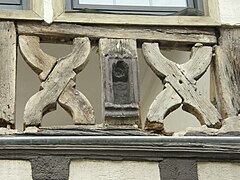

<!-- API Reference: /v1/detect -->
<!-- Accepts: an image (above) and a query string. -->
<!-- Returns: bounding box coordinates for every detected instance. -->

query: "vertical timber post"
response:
[0,21,16,128]
[99,39,140,126]
[214,28,240,118]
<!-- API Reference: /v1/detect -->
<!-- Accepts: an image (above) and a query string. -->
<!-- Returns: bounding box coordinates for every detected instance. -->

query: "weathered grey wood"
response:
[184,116,240,136]
[0,136,239,162]
[99,38,140,126]
[0,22,16,127]
[24,126,154,136]
[214,28,240,118]
[17,22,217,45]
[145,83,182,133]
[19,36,57,81]
[142,43,221,132]
[20,37,95,127]
[180,43,213,82]
[58,80,95,125]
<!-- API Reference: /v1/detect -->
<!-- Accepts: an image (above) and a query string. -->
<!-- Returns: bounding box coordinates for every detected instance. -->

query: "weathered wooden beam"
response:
[0,21,16,127]
[0,136,239,161]
[17,22,217,45]
[214,28,240,118]
[99,39,140,126]
[25,126,153,136]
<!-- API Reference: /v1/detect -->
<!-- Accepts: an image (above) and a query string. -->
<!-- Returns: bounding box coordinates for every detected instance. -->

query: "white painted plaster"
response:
[218,0,240,26]
[0,160,32,180]
[198,162,240,180]
[44,0,53,24]
[69,160,161,180]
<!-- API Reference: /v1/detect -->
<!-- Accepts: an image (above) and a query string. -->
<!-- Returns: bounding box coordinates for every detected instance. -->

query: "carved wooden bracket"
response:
[19,36,95,127]
[99,39,140,126]
[142,43,222,132]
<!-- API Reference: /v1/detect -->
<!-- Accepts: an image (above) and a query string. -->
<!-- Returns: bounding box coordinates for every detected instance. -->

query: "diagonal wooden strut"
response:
[142,43,221,132]
[19,36,95,127]
[19,36,57,81]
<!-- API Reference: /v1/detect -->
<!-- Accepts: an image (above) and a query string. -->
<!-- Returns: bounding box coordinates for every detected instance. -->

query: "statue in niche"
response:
[112,60,130,104]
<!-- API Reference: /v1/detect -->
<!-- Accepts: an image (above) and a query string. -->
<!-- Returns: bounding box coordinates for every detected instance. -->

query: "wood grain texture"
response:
[0,136,239,162]
[22,37,94,127]
[99,38,140,126]
[184,116,240,136]
[19,35,56,81]
[214,28,240,118]
[17,22,217,45]
[25,126,154,136]
[58,80,95,125]
[145,83,182,133]
[142,43,221,132]
[0,22,16,127]
[180,43,213,82]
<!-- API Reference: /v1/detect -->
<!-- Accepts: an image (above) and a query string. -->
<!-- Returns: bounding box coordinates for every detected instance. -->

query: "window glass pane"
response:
[0,0,21,5]
[78,0,188,7]
[116,0,150,6]
[0,0,28,10]
[71,0,203,16]
[78,0,114,5]
[152,0,187,7]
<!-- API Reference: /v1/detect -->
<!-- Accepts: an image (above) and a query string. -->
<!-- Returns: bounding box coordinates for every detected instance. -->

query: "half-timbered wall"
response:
[0,0,239,180]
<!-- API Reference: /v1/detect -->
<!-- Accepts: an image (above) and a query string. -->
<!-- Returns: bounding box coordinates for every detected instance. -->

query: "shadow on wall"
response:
[16,43,207,132]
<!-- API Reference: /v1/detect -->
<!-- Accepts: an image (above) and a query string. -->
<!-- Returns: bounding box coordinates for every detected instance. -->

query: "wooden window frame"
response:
[0,0,43,20]
[53,0,220,26]
[66,0,197,15]
[0,0,220,26]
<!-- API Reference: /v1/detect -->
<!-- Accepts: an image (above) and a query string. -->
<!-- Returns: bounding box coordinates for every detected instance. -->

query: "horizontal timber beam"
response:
[0,136,239,161]
[17,22,217,46]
